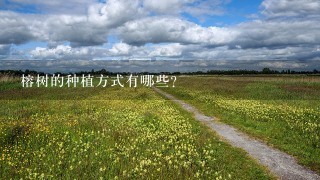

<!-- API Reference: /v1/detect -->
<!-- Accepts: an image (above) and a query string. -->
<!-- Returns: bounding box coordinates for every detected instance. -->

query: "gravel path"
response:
[153,87,320,180]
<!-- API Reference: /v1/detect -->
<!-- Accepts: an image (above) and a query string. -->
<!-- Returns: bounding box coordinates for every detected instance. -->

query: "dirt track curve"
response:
[153,87,320,180]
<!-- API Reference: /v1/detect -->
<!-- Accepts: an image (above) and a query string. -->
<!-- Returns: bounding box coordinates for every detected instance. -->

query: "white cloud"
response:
[257,61,307,69]
[0,11,107,46]
[88,0,145,27]
[149,43,184,57]
[1,0,320,61]
[143,0,192,14]
[30,45,92,60]
[232,19,320,49]
[143,0,226,19]
[109,43,135,55]
[261,0,320,18]
[118,17,237,46]
[43,15,109,47]
[191,45,320,61]
[0,12,35,44]
[0,0,149,47]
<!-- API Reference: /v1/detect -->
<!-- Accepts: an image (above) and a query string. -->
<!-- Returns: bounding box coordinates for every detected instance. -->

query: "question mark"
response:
[171,76,177,87]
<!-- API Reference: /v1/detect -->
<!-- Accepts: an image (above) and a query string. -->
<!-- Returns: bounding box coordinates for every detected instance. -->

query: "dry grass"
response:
[0,75,20,83]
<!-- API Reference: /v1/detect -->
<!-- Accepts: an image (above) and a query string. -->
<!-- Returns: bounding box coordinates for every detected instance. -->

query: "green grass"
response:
[162,75,320,174]
[0,80,274,179]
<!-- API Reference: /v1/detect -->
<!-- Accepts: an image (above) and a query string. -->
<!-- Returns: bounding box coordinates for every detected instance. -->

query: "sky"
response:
[0,0,320,71]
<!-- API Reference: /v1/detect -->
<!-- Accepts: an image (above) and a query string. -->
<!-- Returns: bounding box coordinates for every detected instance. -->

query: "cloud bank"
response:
[0,0,319,62]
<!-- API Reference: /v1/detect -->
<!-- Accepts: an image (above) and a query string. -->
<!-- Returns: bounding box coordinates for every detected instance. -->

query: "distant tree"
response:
[100,69,107,74]
[262,68,272,74]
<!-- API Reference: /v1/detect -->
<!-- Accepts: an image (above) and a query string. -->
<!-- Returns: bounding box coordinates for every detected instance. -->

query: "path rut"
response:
[153,87,320,180]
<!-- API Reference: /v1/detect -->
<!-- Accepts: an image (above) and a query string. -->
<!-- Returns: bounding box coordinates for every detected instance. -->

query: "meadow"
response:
[0,77,274,179]
[162,75,320,174]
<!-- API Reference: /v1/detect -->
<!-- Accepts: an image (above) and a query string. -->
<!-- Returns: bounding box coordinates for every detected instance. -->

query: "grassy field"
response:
[162,75,320,174]
[0,78,274,179]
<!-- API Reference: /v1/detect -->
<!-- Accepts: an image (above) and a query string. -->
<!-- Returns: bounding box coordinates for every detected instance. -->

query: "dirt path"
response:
[153,87,320,180]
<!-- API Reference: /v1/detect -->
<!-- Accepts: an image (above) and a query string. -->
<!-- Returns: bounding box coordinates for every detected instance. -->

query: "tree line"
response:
[0,68,319,77]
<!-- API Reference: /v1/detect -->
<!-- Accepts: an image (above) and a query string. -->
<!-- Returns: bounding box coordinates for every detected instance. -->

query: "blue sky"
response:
[0,0,320,71]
